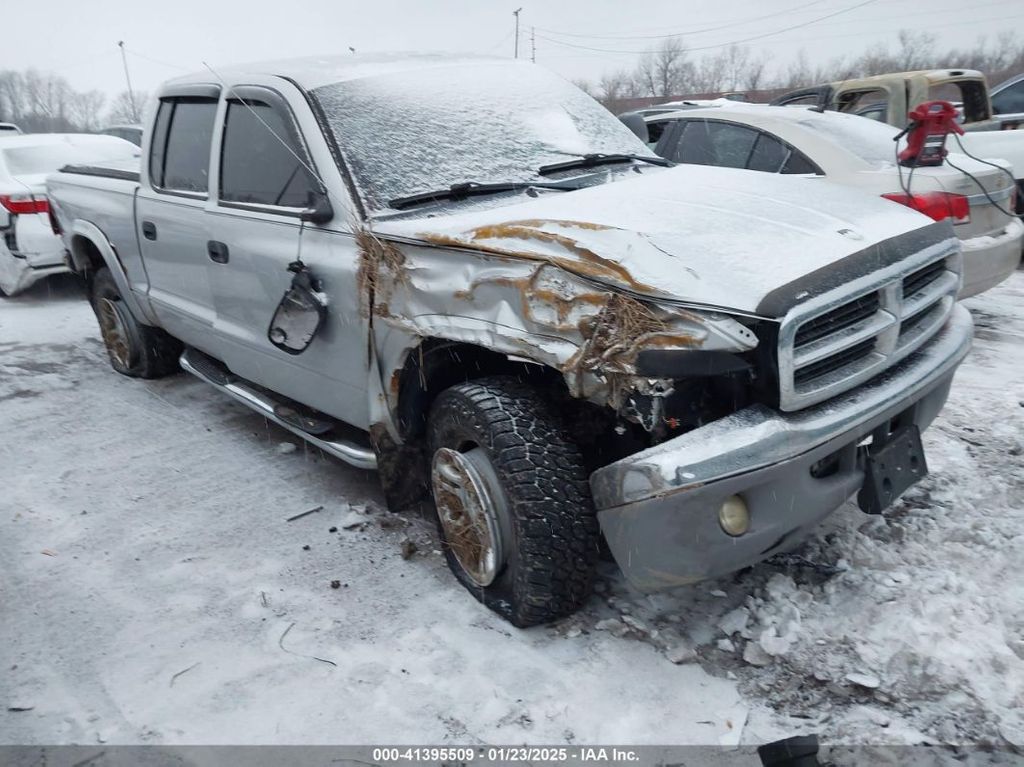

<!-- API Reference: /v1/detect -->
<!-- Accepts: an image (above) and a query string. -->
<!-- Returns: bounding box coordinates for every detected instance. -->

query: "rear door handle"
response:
[207,240,229,264]
[141,221,157,240]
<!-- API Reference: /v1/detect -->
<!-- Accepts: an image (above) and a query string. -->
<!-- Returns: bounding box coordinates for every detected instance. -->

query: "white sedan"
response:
[624,101,1022,298]
[0,134,138,296]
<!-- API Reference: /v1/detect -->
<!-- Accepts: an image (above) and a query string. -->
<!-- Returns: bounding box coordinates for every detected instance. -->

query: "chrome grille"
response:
[778,242,961,411]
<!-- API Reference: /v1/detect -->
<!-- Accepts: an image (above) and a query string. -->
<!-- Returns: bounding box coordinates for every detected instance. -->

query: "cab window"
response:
[150,97,218,195]
[219,99,317,209]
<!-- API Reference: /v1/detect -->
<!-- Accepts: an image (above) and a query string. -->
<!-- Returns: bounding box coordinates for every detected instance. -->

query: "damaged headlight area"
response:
[529,266,768,442]
[601,306,766,442]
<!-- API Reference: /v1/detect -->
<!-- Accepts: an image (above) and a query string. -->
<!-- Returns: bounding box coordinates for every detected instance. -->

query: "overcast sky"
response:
[1,0,1018,97]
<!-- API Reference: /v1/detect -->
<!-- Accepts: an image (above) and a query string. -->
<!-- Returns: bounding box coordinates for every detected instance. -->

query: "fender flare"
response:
[67,220,160,326]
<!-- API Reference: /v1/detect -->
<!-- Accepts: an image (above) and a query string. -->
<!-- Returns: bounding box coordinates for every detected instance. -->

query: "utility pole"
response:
[513,8,522,59]
[117,41,139,123]
[531,26,536,63]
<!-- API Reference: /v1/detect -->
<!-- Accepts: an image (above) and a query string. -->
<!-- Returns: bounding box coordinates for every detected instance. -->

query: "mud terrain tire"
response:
[427,376,600,627]
[90,267,181,378]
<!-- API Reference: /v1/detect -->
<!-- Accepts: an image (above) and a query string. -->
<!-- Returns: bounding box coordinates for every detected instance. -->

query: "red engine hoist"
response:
[896,100,963,167]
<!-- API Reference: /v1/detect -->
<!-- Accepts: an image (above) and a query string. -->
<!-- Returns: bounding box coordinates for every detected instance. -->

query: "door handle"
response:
[141,221,157,240]
[207,240,229,264]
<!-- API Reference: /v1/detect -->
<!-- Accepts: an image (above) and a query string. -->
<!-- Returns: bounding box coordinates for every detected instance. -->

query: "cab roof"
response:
[165,53,515,92]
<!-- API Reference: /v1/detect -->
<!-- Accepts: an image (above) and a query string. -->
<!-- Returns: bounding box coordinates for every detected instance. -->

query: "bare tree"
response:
[572,78,597,98]
[743,54,768,92]
[106,90,147,125]
[0,71,27,123]
[634,37,690,97]
[691,50,728,94]
[599,69,634,102]
[896,30,937,71]
[70,90,107,132]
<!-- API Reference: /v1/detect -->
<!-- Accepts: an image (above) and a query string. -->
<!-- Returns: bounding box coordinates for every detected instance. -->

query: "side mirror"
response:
[301,188,334,225]
[268,263,326,355]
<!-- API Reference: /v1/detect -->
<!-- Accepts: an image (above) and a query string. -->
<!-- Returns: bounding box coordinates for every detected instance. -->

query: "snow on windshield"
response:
[312,61,651,213]
[796,112,903,167]
[2,136,139,177]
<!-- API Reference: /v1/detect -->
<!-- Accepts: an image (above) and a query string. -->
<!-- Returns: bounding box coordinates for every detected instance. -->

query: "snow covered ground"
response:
[1,271,1022,757]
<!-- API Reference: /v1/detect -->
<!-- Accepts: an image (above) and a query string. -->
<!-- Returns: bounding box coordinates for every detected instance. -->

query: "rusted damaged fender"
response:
[359,230,758,433]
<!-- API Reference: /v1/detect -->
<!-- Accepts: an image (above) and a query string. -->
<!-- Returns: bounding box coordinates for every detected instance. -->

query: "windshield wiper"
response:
[537,153,673,176]
[389,180,579,210]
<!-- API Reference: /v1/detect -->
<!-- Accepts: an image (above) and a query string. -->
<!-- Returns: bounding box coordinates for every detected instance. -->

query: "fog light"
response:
[718,495,750,537]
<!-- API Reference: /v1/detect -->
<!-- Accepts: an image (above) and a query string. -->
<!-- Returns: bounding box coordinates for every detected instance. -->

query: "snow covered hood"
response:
[376,164,944,315]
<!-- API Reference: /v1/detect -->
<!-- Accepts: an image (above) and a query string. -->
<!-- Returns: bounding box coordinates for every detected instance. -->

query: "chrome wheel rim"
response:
[431,446,507,587]
[98,297,131,369]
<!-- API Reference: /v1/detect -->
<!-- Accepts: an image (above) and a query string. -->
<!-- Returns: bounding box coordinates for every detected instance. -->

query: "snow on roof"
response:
[0,133,136,149]
[835,68,985,85]
[165,53,518,91]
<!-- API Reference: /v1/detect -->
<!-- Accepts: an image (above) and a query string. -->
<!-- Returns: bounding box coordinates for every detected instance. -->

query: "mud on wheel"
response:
[89,267,182,379]
[427,375,600,627]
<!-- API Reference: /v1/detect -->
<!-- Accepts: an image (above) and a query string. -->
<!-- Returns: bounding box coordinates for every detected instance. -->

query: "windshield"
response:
[796,112,902,166]
[2,136,139,177]
[312,61,653,213]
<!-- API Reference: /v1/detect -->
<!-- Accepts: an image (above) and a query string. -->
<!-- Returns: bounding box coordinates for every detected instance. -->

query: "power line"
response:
[534,0,880,55]
[535,0,832,41]
[124,47,192,72]
[534,10,1024,60]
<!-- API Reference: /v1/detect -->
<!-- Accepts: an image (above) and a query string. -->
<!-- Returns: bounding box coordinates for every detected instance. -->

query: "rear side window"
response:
[781,151,819,174]
[747,134,789,172]
[672,121,759,168]
[149,98,218,194]
[219,99,317,208]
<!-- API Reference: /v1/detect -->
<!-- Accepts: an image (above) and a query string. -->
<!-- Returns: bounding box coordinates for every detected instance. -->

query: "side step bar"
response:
[179,348,378,471]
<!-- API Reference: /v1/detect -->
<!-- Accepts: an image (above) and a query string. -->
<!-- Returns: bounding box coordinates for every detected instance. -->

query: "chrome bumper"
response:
[590,305,973,591]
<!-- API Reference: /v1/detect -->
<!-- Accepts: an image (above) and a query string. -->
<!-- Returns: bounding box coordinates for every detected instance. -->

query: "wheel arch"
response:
[68,221,159,325]
[390,338,567,442]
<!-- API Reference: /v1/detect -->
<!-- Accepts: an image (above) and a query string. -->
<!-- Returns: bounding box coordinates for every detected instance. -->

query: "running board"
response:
[179,348,378,471]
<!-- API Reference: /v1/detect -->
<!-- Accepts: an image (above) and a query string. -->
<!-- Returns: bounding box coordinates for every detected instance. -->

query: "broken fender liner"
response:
[370,424,429,512]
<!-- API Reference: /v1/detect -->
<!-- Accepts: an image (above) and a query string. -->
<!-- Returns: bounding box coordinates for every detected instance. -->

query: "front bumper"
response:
[958,217,1023,298]
[590,305,974,591]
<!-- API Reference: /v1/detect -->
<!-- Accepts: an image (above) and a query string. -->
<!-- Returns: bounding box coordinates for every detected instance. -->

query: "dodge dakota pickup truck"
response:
[48,55,974,626]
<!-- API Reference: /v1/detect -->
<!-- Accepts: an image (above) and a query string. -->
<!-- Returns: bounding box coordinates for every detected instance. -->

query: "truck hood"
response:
[375,165,943,315]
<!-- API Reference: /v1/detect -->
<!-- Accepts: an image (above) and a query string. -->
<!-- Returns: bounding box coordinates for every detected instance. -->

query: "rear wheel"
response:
[427,376,600,627]
[89,267,181,378]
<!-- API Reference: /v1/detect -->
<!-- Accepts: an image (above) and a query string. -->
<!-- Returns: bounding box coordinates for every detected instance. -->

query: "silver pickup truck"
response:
[48,55,974,626]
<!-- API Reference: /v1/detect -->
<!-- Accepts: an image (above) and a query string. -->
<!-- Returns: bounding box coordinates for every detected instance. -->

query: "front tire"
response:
[427,376,600,627]
[89,267,181,378]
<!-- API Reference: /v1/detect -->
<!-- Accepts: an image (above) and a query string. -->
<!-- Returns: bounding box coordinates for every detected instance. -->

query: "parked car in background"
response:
[0,123,22,134]
[622,101,1022,298]
[991,72,1024,131]
[49,55,972,626]
[770,69,1024,212]
[101,124,143,146]
[0,134,139,295]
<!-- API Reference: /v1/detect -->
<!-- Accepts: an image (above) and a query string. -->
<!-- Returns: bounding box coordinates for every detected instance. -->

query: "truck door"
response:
[135,86,220,348]
[203,85,370,429]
